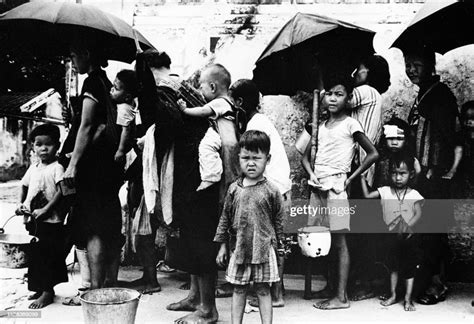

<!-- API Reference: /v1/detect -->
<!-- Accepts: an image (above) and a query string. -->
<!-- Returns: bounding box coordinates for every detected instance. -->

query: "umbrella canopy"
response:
[253,13,375,96]
[391,0,474,54]
[0,2,155,63]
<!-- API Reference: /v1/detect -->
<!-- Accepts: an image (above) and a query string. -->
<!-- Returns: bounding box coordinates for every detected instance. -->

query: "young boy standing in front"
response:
[301,75,379,310]
[214,130,284,324]
[17,124,68,309]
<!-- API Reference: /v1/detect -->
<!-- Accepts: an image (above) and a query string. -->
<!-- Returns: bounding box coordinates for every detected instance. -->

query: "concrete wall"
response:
[129,2,474,278]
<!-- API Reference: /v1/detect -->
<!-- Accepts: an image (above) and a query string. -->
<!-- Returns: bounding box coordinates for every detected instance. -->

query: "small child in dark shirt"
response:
[214,130,284,324]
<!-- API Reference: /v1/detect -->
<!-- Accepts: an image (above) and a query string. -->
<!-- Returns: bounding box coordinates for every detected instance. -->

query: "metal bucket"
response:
[0,233,38,268]
[80,288,141,324]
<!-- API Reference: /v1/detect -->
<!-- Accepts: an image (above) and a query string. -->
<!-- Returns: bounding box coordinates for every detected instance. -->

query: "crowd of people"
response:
[15,37,473,324]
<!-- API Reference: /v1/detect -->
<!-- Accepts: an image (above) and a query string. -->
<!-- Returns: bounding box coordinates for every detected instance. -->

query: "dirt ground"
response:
[1,184,473,323]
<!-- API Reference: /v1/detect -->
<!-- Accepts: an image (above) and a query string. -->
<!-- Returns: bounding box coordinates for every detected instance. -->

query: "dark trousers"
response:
[26,222,68,292]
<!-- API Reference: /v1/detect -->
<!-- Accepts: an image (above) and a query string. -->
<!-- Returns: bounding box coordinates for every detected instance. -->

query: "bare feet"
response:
[140,283,162,295]
[174,307,218,324]
[196,181,215,192]
[167,298,199,312]
[380,295,398,307]
[314,297,350,310]
[27,292,41,300]
[404,300,416,311]
[248,297,285,308]
[29,291,54,309]
[350,288,376,301]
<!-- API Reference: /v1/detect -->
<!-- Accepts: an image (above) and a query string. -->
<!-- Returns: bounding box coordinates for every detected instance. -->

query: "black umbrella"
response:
[391,0,474,54]
[0,2,155,63]
[253,12,375,96]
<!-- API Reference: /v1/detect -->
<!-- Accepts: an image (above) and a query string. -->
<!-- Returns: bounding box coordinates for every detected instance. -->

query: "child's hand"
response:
[32,207,48,220]
[216,244,228,268]
[115,151,126,163]
[177,99,187,112]
[308,174,322,189]
[15,204,28,216]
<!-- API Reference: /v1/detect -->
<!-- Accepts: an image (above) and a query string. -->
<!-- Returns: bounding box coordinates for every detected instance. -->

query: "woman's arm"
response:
[347,132,379,187]
[360,177,380,199]
[63,97,98,187]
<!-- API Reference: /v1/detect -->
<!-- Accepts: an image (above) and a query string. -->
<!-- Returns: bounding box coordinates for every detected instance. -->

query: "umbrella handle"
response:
[133,29,143,54]
[310,89,320,168]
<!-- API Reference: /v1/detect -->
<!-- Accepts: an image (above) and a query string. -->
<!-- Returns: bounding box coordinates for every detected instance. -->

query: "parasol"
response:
[253,12,375,96]
[0,2,155,63]
[391,0,474,54]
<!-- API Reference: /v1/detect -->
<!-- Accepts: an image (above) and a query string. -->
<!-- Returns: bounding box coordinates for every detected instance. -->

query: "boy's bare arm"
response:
[348,131,379,185]
[360,177,380,199]
[178,101,213,118]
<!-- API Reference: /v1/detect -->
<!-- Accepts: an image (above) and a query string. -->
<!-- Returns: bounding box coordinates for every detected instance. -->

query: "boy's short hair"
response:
[204,64,231,90]
[388,152,415,173]
[323,72,354,94]
[142,49,172,69]
[29,123,60,144]
[239,130,270,155]
[116,69,138,98]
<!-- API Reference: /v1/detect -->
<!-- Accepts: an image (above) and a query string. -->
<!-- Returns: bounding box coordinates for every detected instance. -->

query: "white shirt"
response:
[247,113,292,194]
[314,116,364,178]
[377,186,424,229]
[21,161,64,223]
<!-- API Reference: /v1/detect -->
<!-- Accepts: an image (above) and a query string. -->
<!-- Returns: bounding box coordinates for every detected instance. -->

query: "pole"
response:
[310,89,320,168]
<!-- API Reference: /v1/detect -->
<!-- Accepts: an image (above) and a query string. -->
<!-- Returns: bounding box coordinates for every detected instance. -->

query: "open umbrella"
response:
[0,2,155,63]
[253,12,375,96]
[391,0,474,54]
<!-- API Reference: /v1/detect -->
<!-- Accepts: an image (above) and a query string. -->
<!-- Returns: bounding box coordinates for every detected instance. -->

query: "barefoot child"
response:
[178,64,234,191]
[301,75,379,310]
[214,130,284,324]
[16,124,68,309]
[230,79,291,308]
[361,154,424,311]
[110,69,140,163]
